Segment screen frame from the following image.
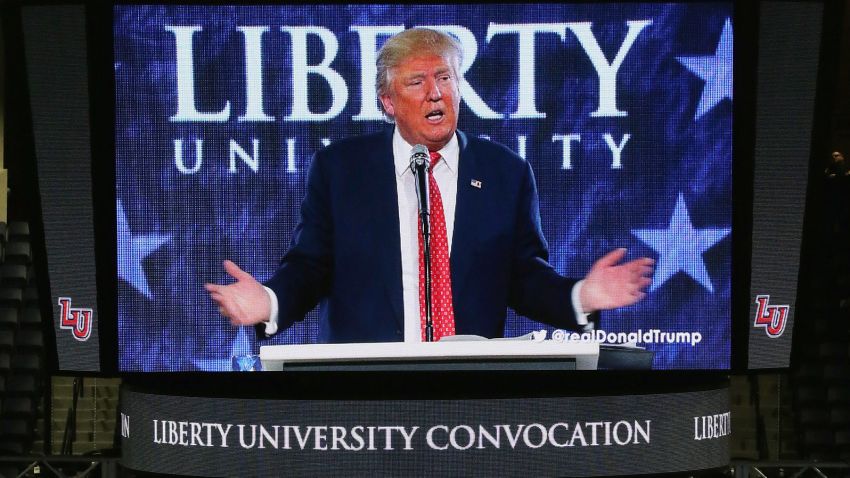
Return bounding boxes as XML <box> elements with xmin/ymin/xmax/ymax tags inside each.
<box><xmin>85</xmin><ymin>0</ymin><xmax>756</xmax><ymax>377</ymax></box>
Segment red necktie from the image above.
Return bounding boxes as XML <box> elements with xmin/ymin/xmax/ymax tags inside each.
<box><xmin>419</xmin><ymin>151</ymin><xmax>456</xmax><ymax>341</ymax></box>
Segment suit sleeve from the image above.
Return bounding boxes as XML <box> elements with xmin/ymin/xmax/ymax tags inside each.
<box><xmin>507</xmin><ymin>160</ymin><xmax>586</xmax><ymax>331</ymax></box>
<box><xmin>256</xmin><ymin>151</ymin><xmax>334</xmax><ymax>337</ymax></box>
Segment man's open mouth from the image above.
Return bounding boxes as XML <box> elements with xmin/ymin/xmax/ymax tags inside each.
<box><xmin>426</xmin><ymin>110</ymin><xmax>444</xmax><ymax>121</ymax></box>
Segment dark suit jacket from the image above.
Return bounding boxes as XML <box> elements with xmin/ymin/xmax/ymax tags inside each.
<box><xmin>261</xmin><ymin>127</ymin><xmax>584</xmax><ymax>343</ymax></box>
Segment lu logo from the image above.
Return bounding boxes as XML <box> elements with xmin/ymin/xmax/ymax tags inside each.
<box><xmin>753</xmin><ymin>295</ymin><xmax>789</xmax><ymax>338</ymax></box>
<box><xmin>58</xmin><ymin>297</ymin><xmax>93</xmax><ymax>341</ymax></box>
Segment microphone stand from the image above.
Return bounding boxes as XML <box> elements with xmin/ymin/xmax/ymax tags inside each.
<box><xmin>411</xmin><ymin>147</ymin><xmax>434</xmax><ymax>342</ymax></box>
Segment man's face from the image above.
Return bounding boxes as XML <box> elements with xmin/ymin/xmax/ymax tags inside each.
<box><xmin>379</xmin><ymin>53</ymin><xmax>461</xmax><ymax>151</ymax></box>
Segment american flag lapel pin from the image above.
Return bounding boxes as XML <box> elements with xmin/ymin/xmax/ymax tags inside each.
<box><xmin>470</xmin><ymin>179</ymin><xmax>482</xmax><ymax>189</ymax></box>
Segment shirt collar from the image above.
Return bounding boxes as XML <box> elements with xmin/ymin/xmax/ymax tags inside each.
<box><xmin>392</xmin><ymin>127</ymin><xmax>459</xmax><ymax>177</ymax></box>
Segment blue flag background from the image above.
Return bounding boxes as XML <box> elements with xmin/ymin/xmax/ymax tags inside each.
<box><xmin>115</xmin><ymin>3</ymin><xmax>732</xmax><ymax>371</ymax></box>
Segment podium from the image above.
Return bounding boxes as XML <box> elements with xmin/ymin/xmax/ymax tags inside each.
<box><xmin>260</xmin><ymin>340</ymin><xmax>600</xmax><ymax>371</ymax></box>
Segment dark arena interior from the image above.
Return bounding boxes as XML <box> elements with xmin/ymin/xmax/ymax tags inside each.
<box><xmin>1</xmin><ymin>1</ymin><xmax>850</xmax><ymax>477</ymax></box>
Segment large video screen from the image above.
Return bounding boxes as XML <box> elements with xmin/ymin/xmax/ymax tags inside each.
<box><xmin>115</xmin><ymin>3</ymin><xmax>733</xmax><ymax>371</ymax></box>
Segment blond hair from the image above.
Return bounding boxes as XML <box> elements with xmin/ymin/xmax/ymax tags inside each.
<box><xmin>376</xmin><ymin>28</ymin><xmax>462</xmax><ymax>116</ymax></box>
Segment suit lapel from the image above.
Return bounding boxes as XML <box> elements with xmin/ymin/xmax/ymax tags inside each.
<box><xmin>450</xmin><ymin>130</ymin><xmax>483</xmax><ymax>300</ymax></box>
<box><xmin>369</xmin><ymin>128</ymin><xmax>405</xmax><ymax>329</ymax></box>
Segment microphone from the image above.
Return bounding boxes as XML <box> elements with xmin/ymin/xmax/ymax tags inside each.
<box><xmin>409</xmin><ymin>144</ymin><xmax>430</xmax><ymax>215</ymax></box>
<box><xmin>409</xmin><ymin>144</ymin><xmax>434</xmax><ymax>342</ymax></box>
<box><xmin>409</xmin><ymin>143</ymin><xmax>429</xmax><ymax>172</ymax></box>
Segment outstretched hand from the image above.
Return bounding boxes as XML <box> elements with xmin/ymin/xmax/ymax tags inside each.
<box><xmin>205</xmin><ymin>260</ymin><xmax>271</xmax><ymax>327</ymax></box>
<box><xmin>579</xmin><ymin>248</ymin><xmax>654</xmax><ymax>313</ymax></box>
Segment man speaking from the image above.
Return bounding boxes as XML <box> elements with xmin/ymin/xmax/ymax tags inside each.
<box><xmin>205</xmin><ymin>28</ymin><xmax>653</xmax><ymax>343</ymax></box>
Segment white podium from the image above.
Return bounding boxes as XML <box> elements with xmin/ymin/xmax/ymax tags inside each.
<box><xmin>260</xmin><ymin>340</ymin><xmax>599</xmax><ymax>371</ymax></box>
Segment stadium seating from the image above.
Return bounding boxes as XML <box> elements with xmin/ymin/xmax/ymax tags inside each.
<box><xmin>789</xmin><ymin>188</ymin><xmax>850</xmax><ymax>464</ymax></box>
<box><xmin>0</xmin><ymin>222</ymin><xmax>44</xmax><ymax>462</ymax></box>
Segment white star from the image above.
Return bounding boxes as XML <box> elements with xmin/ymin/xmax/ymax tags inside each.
<box><xmin>631</xmin><ymin>194</ymin><xmax>730</xmax><ymax>293</ymax></box>
<box><xmin>117</xmin><ymin>200</ymin><xmax>170</xmax><ymax>299</ymax></box>
<box><xmin>677</xmin><ymin>18</ymin><xmax>733</xmax><ymax>119</ymax></box>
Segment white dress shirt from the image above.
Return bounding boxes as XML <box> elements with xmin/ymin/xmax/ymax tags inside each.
<box><xmin>392</xmin><ymin>129</ymin><xmax>459</xmax><ymax>342</ymax></box>
<box><xmin>263</xmin><ymin>128</ymin><xmax>589</xmax><ymax>338</ymax></box>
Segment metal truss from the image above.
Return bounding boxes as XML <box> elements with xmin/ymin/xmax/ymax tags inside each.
<box><xmin>0</xmin><ymin>455</ymin><xmax>119</xmax><ymax>478</ymax></box>
<box><xmin>731</xmin><ymin>460</ymin><xmax>850</xmax><ymax>478</ymax></box>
